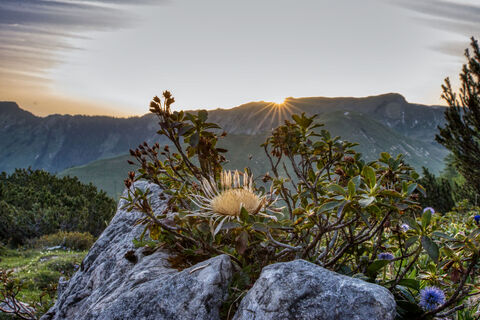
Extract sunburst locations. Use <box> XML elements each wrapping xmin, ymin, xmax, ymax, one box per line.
<box><xmin>251</xmin><ymin>98</ymin><xmax>303</xmax><ymax>132</ymax></box>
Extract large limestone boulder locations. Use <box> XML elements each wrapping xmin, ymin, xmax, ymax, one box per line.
<box><xmin>233</xmin><ymin>259</ymin><xmax>396</xmax><ymax>320</ymax></box>
<box><xmin>41</xmin><ymin>182</ymin><xmax>233</xmax><ymax>320</ymax></box>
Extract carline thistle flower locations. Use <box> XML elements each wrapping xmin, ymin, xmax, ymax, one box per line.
<box><xmin>419</xmin><ymin>286</ymin><xmax>445</xmax><ymax>311</ymax></box>
<box><xmin>188</xmin><ymin>170</ymin><xmax>279</xmax><ymax>235</ymax></box>
<box><xmin>378</xmin><ymin>252</ymin><xmax>394</xmax><ymax>260</ymax></box>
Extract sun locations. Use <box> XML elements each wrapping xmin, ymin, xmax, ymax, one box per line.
<box><xmin>271</xmin><ymin>97</ymin><xmax>286</xmax><ymax>106</ymax></box>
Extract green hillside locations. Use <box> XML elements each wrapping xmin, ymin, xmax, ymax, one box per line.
<box><xmin>1</xmin><ymin>93</ymin><xmax>445</xmax><ymax>175</ymax></box>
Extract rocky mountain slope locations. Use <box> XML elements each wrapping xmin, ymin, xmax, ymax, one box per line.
<box><xmin>1</xmin><ymin>93</ymin><xmax>448</xmax><ymax>195</ymax></box>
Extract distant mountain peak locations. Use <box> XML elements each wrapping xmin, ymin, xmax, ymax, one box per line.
<box><xmin>374</xmin><ymin>93</ymin><xmax>407</xmax><ymax>103</ymax></box>
<box><xmin>0</xmin><ymin>101</ymin><xmax>36</xmax><ymax>118</ymax></box>
<box><xmin>0</xmin><ymin>101</ymin><xmax>21</xmax><ymax>112</ymax></box>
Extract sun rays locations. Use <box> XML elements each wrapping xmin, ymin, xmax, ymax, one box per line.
<box><xmin>251</xmin><ymin>98</ymin><xmax>303</xmax><ymax>133</ymax></box>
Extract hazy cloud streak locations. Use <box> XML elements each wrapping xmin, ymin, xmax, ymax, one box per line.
<box><xmin>0</xmin><ymin>0</ymin><xmax>160</xmax><ymax>106</ymax></box>
<box><xmin>391</xmin><ymin>0</ymin><xmax>480</xmax><ymax>57</ymax></box>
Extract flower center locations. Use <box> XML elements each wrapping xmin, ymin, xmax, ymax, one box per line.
<box><xmin>211</xmin><ymin>188</ymin><xmax>262</xmax><ymax>216</ymax></box>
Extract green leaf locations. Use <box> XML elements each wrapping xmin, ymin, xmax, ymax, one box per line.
<box><xmin>178</xmin><ymin>125</ymin><xmax>194</xmax><ymax>136</ymax></box>
<box><xmin>328</xmin><ymin>184</ymin><xmax>347</xmax><ymax>196</ymax></box>
<box><xmin>380</xmin><ymin>152</ymin><xmax>391</xmax><ymax>162</ymax></box>
<box><xmin>292</xmin><ymin>208</ymin><xmax>305</xmax><ymax>216</ymax></box>
<box><xmin>432</xmin><ymin>231</ymin><xmax>454</xmax><ymax>240</ymax></box>
<box><xmin>406</xmin><ymin>183</ymin><xmax>418</xmax><ymax>196</ymax></box>
<box><xmin>149</xmin><ymin>225</ymin><xmax>161</xmax><ymax>240</ymax></box>
<box><xmin>359</xmin><ymin>196</ymin><xmax>375</xmax><ymax>207</ymax></box>
<box><xmin>318</xmin><ymin>201</ymin><xmax>341</xmax><ymax>213</ymax></box>
<box><xmin>348</xmin><ymin>179</ymin><xmax>356</xmax><ymax>197</ymax></box>
<box><xmin>239</xmin><ymin>207</ymin><xmax>249</xmax><ymax>222</ymax></box>
<box><xmin>403</xmin><ymin>216</ymin><xmax>420</xmax><ymax>232</ymax></box>
<box><xmin>421</xmin><ymin>209</ymin><xmax>432</xmax><ymax>229</ymax></box>
<box><xmin>251</xmin><ymin>223</ymin><xmax>268</xmax><ymax>232</ymax></box>
<box><xmin>221</xmin><ymin>221</ymin><xmax>242</xmax><ymax>230</ymax></box>
<box><xmin>416</xmin><ymin>184</ymin><xmax>426</xmax><ymax>197</ymax></box>
<box><xmin>291</xmin><ymin>114</ymin><xmax>301</xmax><ymax>125</ymax></box>
<box><xmin>366</xmin><ymin>260</ymin><xmax>390</xmax><ymax>279</ymax></box>
<box><xmin>198</xmin><ymin>109</ymin><xmax>208</xmax><ymax>122</ymax></box>
<box><xmin>397</xmin><ymin>278</ymin><xmax>420</xmax><ymax>291</ymax></box>
<box><xmin>421</xmin><ymin>236</ymin><xmax>439</xmax><ymax>263</ymax></box>
<box><xmin>189</xmin><ymin>132</ymin><xmax>199</xmax><ymax>147</ymax></box>
<box><xmin>352</xmin><ymin>175</ymin><xmax>362</xmax><ymax>189</ymax></box>
<box><xmin>404</xmin><ymin>235</ymin><xmax>419</xmax><ymax>249</ymax></box>
<box><xmin>380</xmin><ymin>190</ymin><xmax>402</xmax><ymax>198</ymax></box>
<box><xmin>362</xmin><ymin>166</ymin><xmax>376</xmax><ymax>188</ymax></box>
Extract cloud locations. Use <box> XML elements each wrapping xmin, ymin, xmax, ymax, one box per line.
<box><xmin>397</xmin><ymin>0</ymin><xmax>480</xmax><ymax>25</ymax></box>
<box><xmin>0</xmin><ymin>0</ymin><xmax>162</xmax><ymax>95</ymax></box>
<box><xmin>390</xmin><ymin>0</ymin><xmax>480</xmax><ymax>57</ymax></box>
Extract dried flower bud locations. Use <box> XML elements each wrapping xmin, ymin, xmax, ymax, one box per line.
<box><xmin>344</xmin><ymin>156</ymin><xmax>354</xmax><ymax>163</ymax></box>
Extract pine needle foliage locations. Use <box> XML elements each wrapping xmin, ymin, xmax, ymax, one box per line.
<box><xmin>436</xmin><ymin>37</ymin><xmax>480</xmax><ymax>198</ymax></box>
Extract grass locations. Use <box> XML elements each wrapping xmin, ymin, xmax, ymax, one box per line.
<box><xmin>0</xmin><ymin>248</ymin><xmax>87</xmax><ymax>319</ymax></box>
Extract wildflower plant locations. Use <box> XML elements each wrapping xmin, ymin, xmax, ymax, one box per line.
<box><xmin>419</xmin><ymin>287</ymin><xmax>446</xmax><ymax>311</ymax></box>
<box><xmin>124</xmin><ymin>92</ymin><xmax>480</xmax><ymax>319</ymax></box>
<box><xmin>378</xmin><ymin>252</ymin><xmax>395</xmax><ymax>261</ymax></box>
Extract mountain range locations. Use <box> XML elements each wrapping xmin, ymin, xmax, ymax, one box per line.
<box><xmin>1</xmin><ymin>93</ymin><xmax>449</xmax><ymax>198</ymax></box>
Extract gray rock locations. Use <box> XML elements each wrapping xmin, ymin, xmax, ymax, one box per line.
<box><xmin>233</xmin><ymin>259</ymin><xmax>396</xmax><ymax>320</ymax></box>
<box><xmin>45</xmin><ymin>245</ymin><xmax>63</xmax><ymax>251</ymax></box>
<box><xmin>56</xmin><ymin>276</ymin><xmax>69</xmax><ymax>299</ymax></box>
<box><xmin>42</xmin><ymin>181</ymin><xmax>233</xmax><ymax>320</ymax></box>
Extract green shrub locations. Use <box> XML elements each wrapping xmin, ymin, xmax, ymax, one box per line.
<box><xmin>29</xmin><ymin>270</ymin><xmax>59</xmax><ymax>291</ymax></box>
<box><xmin>45</xmin><ymin>259</ymin><xmax>78</xmax><ymax>274</ymax></box>
<box><xmin>28</xmin><ymin>231</ymin><xmax>95</xmax><ymax>251</ymax></box>
<box><xmin>0</xmin><ymin>169</ymin><xmax>115</xmax><ymax>246</ymax></box>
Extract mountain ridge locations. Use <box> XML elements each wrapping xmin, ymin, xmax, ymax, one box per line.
<box><xmin>1</xmin><ymin>94</ymin><xmax>448</xmax><ymax>187</ymax></box>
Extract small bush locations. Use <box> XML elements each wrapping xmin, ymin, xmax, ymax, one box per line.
<box><xmin>0</xmin><ymin>168</ymin><xmax>116</xmax><ymax>246</ymax></box>
<box><xmin>45</xmin><ymin>259</ymin><xmax>78</xmax><ymax>275</ymax></box>
<box><xmin>29</xmin><ymin>270</ymin><xmax>59</xmax><ymax>291</ymax></box>
<box><xmin>28</xmin><ymin>231</ymin><xmax>95</xmax><ymax>251</ymax></box>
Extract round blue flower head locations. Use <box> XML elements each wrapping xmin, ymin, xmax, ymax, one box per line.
<box><xmin>378</xmin><ymin>252</ymin><xmax>394</xmax><ymax>260</ymax></box>
<box><xmin>474</xmin><ymin>215</ymin><xmax>480</xmax><ymax>224</ymax></box>
<box><xmin>419</xmin><ymin>286</ymin><xmax>445</xmax><ymax>311</ymax></box>
<box><xmin>400</xmin><ymin>223</ymin><xmax>410</xmax><ymax>232</ymax></box>
<box><xmin>423</xmin><ymin>207</ymin><xmax>435</xmax><ymax>215</ymax></box>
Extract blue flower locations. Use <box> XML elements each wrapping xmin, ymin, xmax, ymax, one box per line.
<box><xmin>400</xmin><ymin>223</ymin><xmax>410</xmax><ymax>232</ymax></box>
<box><xmin>378</xmin><ymin>252</ymin><xmax>394</xmax><ymax>260</ymax></box>
<box><xmin>423</xmin><ymin>207</ymin><xmax>435</xmax><ymax>215</ymax></box>
<box><xmin>419</xmin><ymin>286</ymin><xmax>445</xmax><ymax>311</ymax></box>
<box><xmin>474</xmin><ymin>215</ymin><xmax>480</xmax><ymax>224</ymax></box>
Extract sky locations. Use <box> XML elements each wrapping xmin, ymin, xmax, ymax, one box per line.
<box><xmin>0</xmin><ymin>0</ymin><xmax>479</xmax><ymax>117</ymax></box>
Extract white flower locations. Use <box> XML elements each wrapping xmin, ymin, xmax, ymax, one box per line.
<box><xmin>188</xmin><ymin>170</ymin><xmax>278</xmax><ymax>235</ymax></box>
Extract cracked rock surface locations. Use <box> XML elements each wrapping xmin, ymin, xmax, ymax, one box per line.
<box><xmin>41</xmin><ymin>182</ymin><xmax>233</xmax><ymax>320</ymax></box>
<box><xmin>232</xmin><ymin>259</ymin><xmax>396</xmax><ymax>320</ymax></box>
